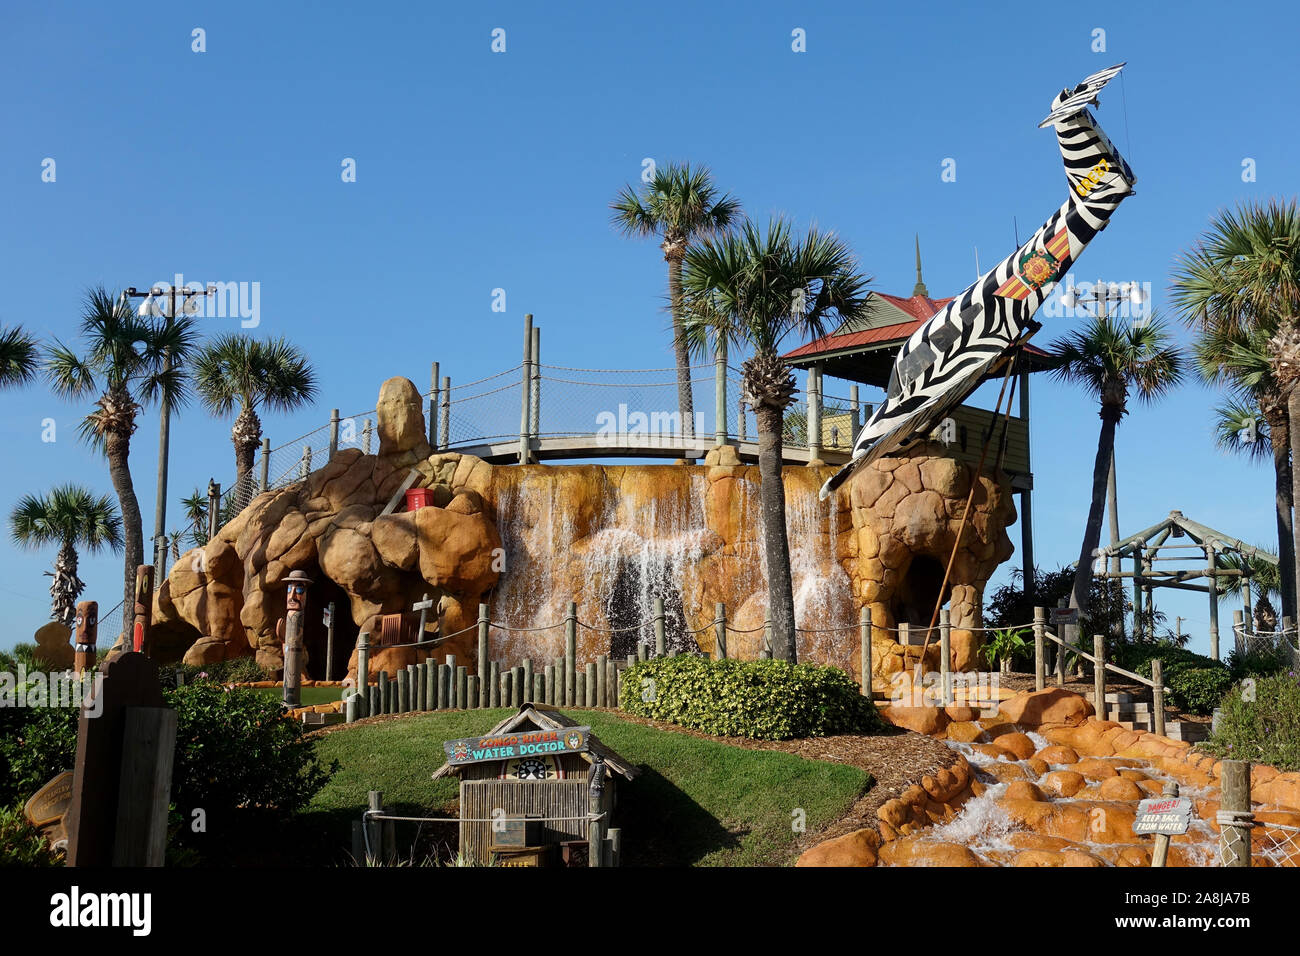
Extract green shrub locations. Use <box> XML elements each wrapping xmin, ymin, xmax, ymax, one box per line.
<box><xmin>1127</xmin><ymin>643</ymin><xmax>1233</xmax><ymax>716</ymax></box>
<box><xmin>166</xmin><ymin>683</ymin><xmax>336</xmax><ymax>842</ymax></box>
<box><xmin>1167</xmin><ymin>668</ymin><xmax>1236</xmax><ymax>716</ymax></box>
<box><xmin>1201</xmin><ymin>672</ymin><xmax>1300</xmax><ymax>772</ymax></box>
<box><xmin>619</xmin><ymin>655</ymin><xmax>879</xmax><ymax>740</ymax></box>
<box><xmin>1226</xmin><ymin>644</ymin><xmax>1292</xmax><ymax>681</ymax></box>
<box><xmin>0</xmin><ymin>804</ymin><xmax>60</xmax><ymax>867</ymax></box>
<box><xmin>0</xmin><ymin>705</ymin><xmax>78</xmax><ymax>806</ymax></box>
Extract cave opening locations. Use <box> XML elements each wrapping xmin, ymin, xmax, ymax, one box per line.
<box><xmin>301</xmin><ymin>573</ymin><xmax>359</xmax><ymax>681</ymax></box>
<box><xmin>605</xmin><ymin>558</ymin><xmax>698</xmax><ymax>660</ymax></box>
<box><xmin>891</xmin><ymin>554</ymin><xmax>951</xmax><ymax>634</ymax></box>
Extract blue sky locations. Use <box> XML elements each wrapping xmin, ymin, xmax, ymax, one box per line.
<box><xmin>1</xmin><ymin>0</ymin><xmax>1296</xmax><ymax>657</ymax></box>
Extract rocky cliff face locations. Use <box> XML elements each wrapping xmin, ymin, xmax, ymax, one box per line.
<box><xmin>151</xmin><ymin>376</ymin><xmax>1016</xmax><ymax>684</ymax></box>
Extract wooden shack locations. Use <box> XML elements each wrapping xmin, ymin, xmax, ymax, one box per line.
<box><xmin>432</xmin><ymin>704</ymin><xmax>636</xmax><ymax>866</ymax></box>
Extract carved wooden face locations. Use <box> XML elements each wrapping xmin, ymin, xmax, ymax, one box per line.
<box><xmin>286</xmin><ymin>583</ymin><xmax>307</xmax><ymax>613</ymax></box>
<box><xmin>74</xmin><ymin>601</ymin><xmax>98</xmax><ymax>645</ymax></box>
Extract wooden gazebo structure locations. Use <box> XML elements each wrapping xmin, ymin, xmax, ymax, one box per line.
<box><xmin>432</xmin><ymin>704</ymin><xmax>637</xmax><ymax>866</ymax></box>
<box><xmin>782</xmin><ymin>238</ymin><xmax>1053</xmax><ymax>591</ymax></box>
<box><xmin>1093</xmin><ymin>509</ymin><xmax>1277</xmax><ymax>660</ymax></box>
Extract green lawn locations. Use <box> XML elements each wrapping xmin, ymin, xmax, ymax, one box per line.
<box><xmin>298</xmin><ymin>709</ymin><xmax>871</xmax><ymax>867</ymax></box>
<box><xmin>242</xmin><ymin>686</ymin><xmax>343</xmax><ymax>707</ymax></box>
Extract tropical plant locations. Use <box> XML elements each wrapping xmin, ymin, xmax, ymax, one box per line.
<box><xmin>982</xmin><ymin>627</ymin><xmax>1029</xmax><ymax>674</ymax></box>
<box><xmin>1191</xmin><ymin>314</ymin><xmax>1295</xmax><ymax>620</ymax></box>
<box><xmin>1047</xmin><ymin>314</ymin><xmax>1185</xmax><ymax>620</ymax></box>
<box><xmin>193</xmin><ymin>334</ymin><xmax>318</xmax><ymax>509</ymax></box>
<box><xmin>682</xmin><ymin>217</ymin><xmax>870</xmax><ymax>660</ymax></box>
<box><xmin>1171</xmin><ymin>199</ymin><xmax>1300</xmax><ymax>619</ymax></box>
<box><xmin>8</xmin><ymin>485</ymin><xmax>123</xmax><ymax>628</ymax></box>
<box><xmin>611</xmin><ymin>163</ymin><xmax>740</xmax><ymax>439</ymax></box>
<box><xmin>180</xmin><ymin>488</ymin><xmax>210</xmax><ymax>548</ymax></box>
<box><xmin>44</xmin><ymin>287</ymin><xmax>199</xmax><ymax>636</ymax></box>
<box><xmin>1217</xmin><ymin>549</ymin><xmax>1283</xmax><ymax>634</ymax></box>
<box><xmin>1202</xmin><ymin>672</ymin><xmax>1300</xmax><ymax>771</ymax></box>
<box><xmin>0</xmin><ymin>324</ymin><xmax>40</xmax><ymax>390</ymax></box>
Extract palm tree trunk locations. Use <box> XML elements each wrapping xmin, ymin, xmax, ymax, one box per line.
<box><xmin>1268</xmin><ymin>413</ymin><xmax>1297</xmax><ymax>622</ymax></box>
<box><xmin>1071</xmin><ymin>411</ymin><xmax>1119</xmax><ymax>618</ymax></box>
<box><xmin>754</xmin><ymin>403</ymin><xmax>796</xmax><ymax>661</ymax></box>
<box><xmin>1288</xmin><ymin>387</ymin><xmax>1300</xmax><ymax>626</ymax></box>
<box><xmin>105</xmin><ymin>426</ymin><xmax>144</xmax><ymax>644</ymax></box>
<box><xmin>50</xmin><ymin>538</ymin><xmax>82</xmax><ymax>629</ymax></box>
<box><xmin>231</xmin><ymin>403</ymin><xmax>262</xmax><ymax>512</ymax></box>
<box><xmin>667</xmin><ymin>256</ymin><xmax>695</xmax><ymax>440</ymax></box>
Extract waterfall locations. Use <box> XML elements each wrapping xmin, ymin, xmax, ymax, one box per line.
<box><xmin>489</xmin><ymin>465</ymin><xmax>856</xmax><ymax>671</ymax></box>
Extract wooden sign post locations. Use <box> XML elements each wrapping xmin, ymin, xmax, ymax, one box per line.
<box><xmin>132</xmin><ymin>565</ymin><xmax>154</xmax><ymax>655</ymax></box>
<box><xmin>73</xmin><ymin>600</ymin><xmax>98</xmax><ymax>676</ymax></box>
<box><xmin>64</xmin><ymin>653</ymin><xmax>175</xmax><ymax>867</ymax></box>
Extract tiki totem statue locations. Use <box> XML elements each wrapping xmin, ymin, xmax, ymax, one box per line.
<box><xmin>279</xmin><ymin>570</ymin><xmax>313</xmax><ymax>709</ymax></box>
<box><xmin>132</xmin><ymin>565</ymin><xmax>154</xmax><ymax>655</ymax></box>
<box><xmin>73</xmin><ymin>600</ymin><xmax>98</xmax><ymax>675</ymax></box>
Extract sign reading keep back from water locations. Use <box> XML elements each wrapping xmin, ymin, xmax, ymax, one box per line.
<box><xmin>444</xmin><ymin>727</ymin><xmax>591</xmax><ymax>766</ymax></box>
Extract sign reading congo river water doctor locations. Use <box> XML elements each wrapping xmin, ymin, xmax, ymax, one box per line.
<box><xmin>443</xmin><ymin>727</ymin><xmax>591</xmax><ymax>767</ymax></box>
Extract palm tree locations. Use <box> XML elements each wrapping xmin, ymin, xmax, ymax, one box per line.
<box><xmin>8</xmin><ymin>485</ymin><xmax>123</xmax><ymax>628</ymax></box>
<box><xmin>0</xmin><ymin>324</ymin><xmax>40</xmax><ymax>389</ymax></box>
<box><xmin>1171</xmin><ymin>199</ymin><xmax>1300</xmax><ymax>617</ymax></box>
<box><xmin>611</xmin><ymin>163</ymin><xmax>740</xmax><ymax>440</ymax></box>
<box><xmin>1188</xmin><ymin>300</ymin><xmax>1295</xmax><ymax>620</ymax></box>
<box><xmin>1048</xmin><ymin>313</ymin><xmax>1185</xmax><ymax>618</ymax></box>
<box><xmin>180</xmin><ymin>488</ymin><xmax>210</xmax><ymax>548</ymax></box>
<box><xmin>193</xmin><ymin>333</ymin><xmax>318</xmax><ymax>509</ymax></box>
<box><xmin>44</xmin><ymin>287</ymin><xmax>198</xmax><ymax>637</ymax></box>
<box><xmin>682</xmin><ymin>217</ymin><xmax>870</xmax><ymax>660</ymax></box>
<box><xmin>1217</xmin><ymin>550</ymin><xmax>1282</xmax><ymax>634</ymax></box>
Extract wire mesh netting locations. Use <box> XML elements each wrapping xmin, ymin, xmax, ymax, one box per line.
<box><xmin>1232</xmin><ymin>624</ymin><xmax>1300</xmax><ymax>669</ymax></box>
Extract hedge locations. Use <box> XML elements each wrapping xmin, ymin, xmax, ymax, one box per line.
<box><xmin>619</xmin><ymin>655</ymin><xmax>879</xmax><ymax>740</ymax></box>
<box><xmin>1201</xmin><ymin>672</ymin><xmax>1300</xmax><ymax>772</ymax></box>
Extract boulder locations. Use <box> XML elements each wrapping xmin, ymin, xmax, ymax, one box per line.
<box><xmin>1035</xmin><ymin>745</ymin><xmax>1080</xmax><ymax>766</ymax></box>
<box><xmin>1098</xmin><ymin>777</ymin><xmax>1145</xmax><ymax>802</ymax></box>
<box><xmin>878</xmin><ymin>705</ymin><xmax>949</xmax><ymax>736</ymax></box>
<box><xmin>796</xmin><ymin>828</ymin><xmax>879</xmax><ymax>867</ymax></box>
<box><xmin>376</xmin><ymin>376</ymin><xmax>430</xmax><ymax>456</ymax></box>
<box><xmin>992</xmin><ymin>732</ymin><xmax>1037</xmax><ymax>761</ymax></box>
<box><xmin>877</xmin><ymin>839</ymin><xmax>983</xmax><ymax>867</ymax></box>
<box><xmin>1043</xmin><ymin>771</ymin><xmax>1086</xmax><ymax>797</ymax></box>
<box><xmin>998</xmin><ymin>688</ymin><xmax>1094</xmax><ymax>727</ymax></box>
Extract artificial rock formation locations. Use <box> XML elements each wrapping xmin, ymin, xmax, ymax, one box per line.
<box><xmin>151</xmin><ymin>376</ymin><xmax>1018</xmax><ymax>683</ymax></box>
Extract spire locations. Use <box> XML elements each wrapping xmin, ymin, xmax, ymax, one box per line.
<box><xmin>912</xmin><ymin>234</ymin><xmax>929</xmax><ymax>298</ymax></box>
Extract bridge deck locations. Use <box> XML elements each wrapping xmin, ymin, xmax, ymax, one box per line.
<box><xmin>449</xmin><ymin>435</ymin><xmax>853</xmax><ymax>466</ymax></box>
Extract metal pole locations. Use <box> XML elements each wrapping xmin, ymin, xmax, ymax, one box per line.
<box><xmin>714</xmin><ymin>334</ymin><xmax>727</xmax><ymax>445</ymax></box>
<box><xmin>324</xmin><ymin>600</ymin><xmax>336</xmax><ymax>682</ymax></box>
<box><xmin>519</xmin><ymin>313</ymin><xmax>533</xmax><ymax>464</ymax></box>
<box><xmin>328</xmin><ymin>408</ymin><xmax>340</xmax><ymax>461</ymax></box>
<box><xmin>530</xmin><ymin>324</ymin><xmax>540</xmax><ymax>439</ymax></box>
<box><xmin>259</xmin><ymin>437</ymin><xmax>271</xmax><ymax>492</ymax></box>
<box><xmin>207</xmin><ymin>480</ymin><xmax>220</xmax><ymax>541</ymax></box>
<box><xmin>807</xmin><ymin>365</ymin><xmax>822</xmax><ymax>461</ymax></box>
<box><xmin>356</xmin><ymin>631</ymin><xmax>370</xmax><ymax>717</ymax></box>
<box><xmin>1019</xmin><ymin>366</ymin><xmax>1035</xmax><ymax>605</ymax></box>
<box><xmin>849</xmin><ymin>384</ymin><xmax>860</xmax><ymax>447</ymax></box>
<box><xmin>860</xmin><ymin>606</ymin><xmax>872</xmax><ymax>696</ymax></box>
<box><xmin>429</xmin><ymin>361</ymin><xmax>439</xmax><ymax>448</ymax></box>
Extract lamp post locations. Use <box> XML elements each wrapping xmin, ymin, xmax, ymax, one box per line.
<box><xmin>1060</xmin><ymin>279</ymin><xmax>1146</xmax><ymax>638</ymax></box>
<box><xmin>123</xmin><ymin>284</ymin><xmax>214</xmax><ymax>580</ymax></box>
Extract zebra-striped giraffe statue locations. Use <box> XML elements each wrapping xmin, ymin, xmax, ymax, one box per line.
<box><xmin>820</xmin><ymin>63</ymin><xmax>1136</xmax><ymax>500</ymax></box>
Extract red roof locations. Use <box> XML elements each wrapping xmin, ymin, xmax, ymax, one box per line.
<box><xmin>783</xmin><ymin>291</ymin><xmax>1049</xmax><ymax>361</ymax></box>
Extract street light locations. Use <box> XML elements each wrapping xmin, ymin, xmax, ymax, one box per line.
<box><xmin>123</xmin><ymin>284</ymin><xmax>214</xmax><ymax>578</ymax></box>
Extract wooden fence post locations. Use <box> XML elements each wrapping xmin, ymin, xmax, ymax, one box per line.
<box><xmin>939</xmin><ymin>607</ymin><xmax>952</xmax><ymax>706</ymax></box>
<box><xmin>544</xmin><ymin>664</ymin><xmax>555</xmax><ymax>706</ymax></box>
<box><xmin>860</xmin><ymin>606</ymin><xmax>872</xmax><ymax>696</ymax></box>
<box><xmin>518</xmin><ymin>314</ymin><xmax>533</xmax><ymax>464</ymax></box>
<box><xmin>1151</xmin><ymin>658</ymin><xmax>1166</xmax><ymax>737</ymax></box>
<box><xmin>1093</xmin><ymin>634</ymin><xmax>1106</xmax><ymax>722</ymax></box>
<box><xmin>1033</xmin><ymin>607</ymin><xmax>1046</xmax><ymax>692</ymax></box>
<box><xmin>565</xmin><ymin>602</ymin><xmax>577</xmax><ymax>705</ymax></box>
<box><xmin>439</xmin><ymin>375</ymin><xmax>451</xmax><ymax>452</ymax></box>
<box><xmin>1219</xmin><ymin>760</ymin><xmax>1253</xmax><ymax>867</ymax></box>
<box><xmin>653</xmin><ymin>598</ymin><xmax>666</xmax><ymax>657</ymax></box>
<box><xmin>523</xmin><ymin>658</ymin><xmax>534</xmax><ymax>704</ymax></box>
<box><xmin>328</xmin><ymin>408</ymin><xmax>340</xmax><ymax>460</ymax></box>
<box><xmin>259</xmin><ymin>437</ymin><xmax>271</xmax><ymax>493</ymax></box>
<box><xmin>477</xmin><ymin>603</ymin><xmax>490</xmax><ymax>707</ymax></box>
<box><xmin>456</xmin><ymin>666</ymin><xmax>467</xmax><ymax>709</ymax></box>
<box><xmin>1055</xmin><ymin>598</ymin><xmax>1067</xmax><ymax>686</ymax></box>
<box><xmin>715</xmin><ymin>602</ymin><xmax>727</xmax><ymax>660</ymax></box>
<box><xmin>596</xmin><ymin>654</ymin><xmax>608</xmax><ymax>707</ymax></box>
<box><xmin>429</xmin><ymin>361</ymin><xmax>440</xmax><ymax>448</ymax></box>
<box><xmin>112</xmin><ymin>706</ymin><xmax>177</xmax><ymax>866</ymax></box>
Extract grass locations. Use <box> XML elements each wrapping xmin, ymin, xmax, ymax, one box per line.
<box><xmin>242</xmin><ymin>686</ymin><xmax>343</xmax><ymax>707</ymax></box>
<box><xmin>294</xmin><ymin>709</ymin><xmax>871</xmax><ymax>867</ymax></box>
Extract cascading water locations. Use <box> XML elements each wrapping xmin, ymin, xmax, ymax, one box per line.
<box><xmin>488</xmin><ymin>465</ymin><xmax>858</xmax><ymax>669</ymax></box>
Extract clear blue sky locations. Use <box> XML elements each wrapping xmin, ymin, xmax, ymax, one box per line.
<box><xmin>2</xmin><ymin>0</ymin><xmax>1295</xmax><ymax>657</ymax></box>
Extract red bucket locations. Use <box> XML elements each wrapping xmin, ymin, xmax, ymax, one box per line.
<box><xmin>405</xmin><ymin>487</ymin><xmax>434</xmax><ymax>511</ymax></box>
